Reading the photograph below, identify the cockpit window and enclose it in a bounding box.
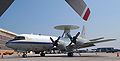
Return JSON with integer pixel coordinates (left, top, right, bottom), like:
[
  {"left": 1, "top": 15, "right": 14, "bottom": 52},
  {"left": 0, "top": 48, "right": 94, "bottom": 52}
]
[
  {"left": 9, "top": 36, "right": 25, "bottom": 41},
  {"left": 14, "top": 36, "right": 25, "bottom": 40}
]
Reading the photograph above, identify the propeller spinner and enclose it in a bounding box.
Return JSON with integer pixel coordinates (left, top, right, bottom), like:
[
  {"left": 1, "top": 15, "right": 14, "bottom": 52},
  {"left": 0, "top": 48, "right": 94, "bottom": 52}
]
[
  {"left": 67, "top": 32, "right": 80, "bottom": 46},
  {"left": 50, "top": 36, "right": 61, "bottom": 47}
]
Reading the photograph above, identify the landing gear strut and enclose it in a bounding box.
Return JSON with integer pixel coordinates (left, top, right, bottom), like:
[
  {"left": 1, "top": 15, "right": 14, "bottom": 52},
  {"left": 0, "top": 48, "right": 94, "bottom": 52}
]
[
  {"left": 22, "top": 52, "right": 27, "bottom": 58},
  {"left": 68, "top": 52, "right": 73, "bottom": 57},
  {"left": 40, "top": 52, "right": 45, "bottom": 56}
]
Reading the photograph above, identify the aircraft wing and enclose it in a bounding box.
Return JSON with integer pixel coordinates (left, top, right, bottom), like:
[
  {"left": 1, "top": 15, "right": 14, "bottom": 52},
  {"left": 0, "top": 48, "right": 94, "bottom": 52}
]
[
  {"left": 79, "top": 39, "right": 116, "bottom": 48},
  {"left": 0, "top": 0, "right": 15, "bottom": 17},
  {"left": 68, "top": 39, "right": 116, "bottom": 49},
  {"left": 65, "top": 0, "right": 90, "bottom": 21},
  {"left": 89, "top": 37, "right": 104, "bottom": 41},
  {"left": 68, "top": 44, "right": 95, "bottom": 49}
]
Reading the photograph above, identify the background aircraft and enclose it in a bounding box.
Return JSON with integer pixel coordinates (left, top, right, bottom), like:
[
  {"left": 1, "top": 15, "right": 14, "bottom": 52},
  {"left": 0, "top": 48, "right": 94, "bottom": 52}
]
[
  {"left": 6, "top": 25, "right": 116, "bottom": 58},
  {"left": 0, "top": 0, "right": 90, "bottom": 21}
]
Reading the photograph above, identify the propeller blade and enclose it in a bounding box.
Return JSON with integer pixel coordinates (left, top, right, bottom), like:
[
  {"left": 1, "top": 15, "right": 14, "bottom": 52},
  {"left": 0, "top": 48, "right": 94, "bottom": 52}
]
[
  {"left": 75, "top": 32, "right": 80, "bottom": 38},
  {"left": 72, "top": 32, "right": 80, "bottom": 44},
  {"left": 67, "top": 32, "right": 80, "bottom": 46},
  {"left": 50, "top": 37, "right": 54, "bottom": 43},
  {"left": 54, "top": 36, "right": 61, "bottom": 46},
  {"left": 68, "top": 42, "right": 73, "bottom": 46},
  {"left": 56, "top": 36, "right": 61, "bottom": 42}
]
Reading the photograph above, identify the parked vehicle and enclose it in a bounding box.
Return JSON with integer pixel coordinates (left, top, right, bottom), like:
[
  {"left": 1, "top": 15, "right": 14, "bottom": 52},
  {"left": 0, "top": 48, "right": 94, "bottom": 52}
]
[
  {"left": 3, "top": 51, "right": 14, "bottom": 55},
  {"left": 95, "top": 47, "right": 115, "bottom": 53}
]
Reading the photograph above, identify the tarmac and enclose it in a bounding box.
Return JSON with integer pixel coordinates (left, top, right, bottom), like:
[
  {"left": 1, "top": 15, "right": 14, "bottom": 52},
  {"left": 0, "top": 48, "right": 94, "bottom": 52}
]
[{"left": 0, "top": 53, "right": 120, "bottom": 61}]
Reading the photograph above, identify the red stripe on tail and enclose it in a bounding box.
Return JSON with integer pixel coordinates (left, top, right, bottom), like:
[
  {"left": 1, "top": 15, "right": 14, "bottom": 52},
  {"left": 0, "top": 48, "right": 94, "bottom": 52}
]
[{"left": 83, "top": 8, "right": 90, "bottom": 21}]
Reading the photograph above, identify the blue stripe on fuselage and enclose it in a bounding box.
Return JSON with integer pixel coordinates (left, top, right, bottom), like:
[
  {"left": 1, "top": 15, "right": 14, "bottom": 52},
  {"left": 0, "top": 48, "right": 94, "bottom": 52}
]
[{"left": 6, "top": 42, "right": 53, "bottom": 44}]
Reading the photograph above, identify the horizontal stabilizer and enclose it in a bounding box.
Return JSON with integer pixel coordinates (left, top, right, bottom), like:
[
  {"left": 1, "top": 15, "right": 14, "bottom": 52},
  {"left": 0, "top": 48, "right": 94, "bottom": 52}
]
[
  {"left": 0, "top": 0, "right": 15, "bottom": 17},
  {"left": 89, "top": 37, "right": 104, "bottom": 41},
  {"left": 65, "top": 0, "right": 90, "bottom": 21}
]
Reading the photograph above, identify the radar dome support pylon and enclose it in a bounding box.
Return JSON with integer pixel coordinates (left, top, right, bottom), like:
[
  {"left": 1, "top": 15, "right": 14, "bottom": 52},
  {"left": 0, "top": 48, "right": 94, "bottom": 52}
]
[{"left": 54, "top": 25, "right": 79, "bottom": 38}]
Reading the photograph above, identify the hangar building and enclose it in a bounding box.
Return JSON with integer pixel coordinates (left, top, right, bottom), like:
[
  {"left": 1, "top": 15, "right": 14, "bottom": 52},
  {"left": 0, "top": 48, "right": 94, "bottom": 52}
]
[{"left": 0, "top": 28, "right": 17, "bottom": 50}]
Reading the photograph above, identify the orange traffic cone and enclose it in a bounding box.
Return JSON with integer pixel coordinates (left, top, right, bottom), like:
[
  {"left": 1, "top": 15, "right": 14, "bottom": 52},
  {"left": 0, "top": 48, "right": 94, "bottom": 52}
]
[
  {"left": 117, "top": 52, "right": 119, "bottom": 57},
  {"left": 1, "top": 54, "right": 3, "bottom": 59},
  {"left": 96, "top": 52, "right": 97, "bottom": 55}
]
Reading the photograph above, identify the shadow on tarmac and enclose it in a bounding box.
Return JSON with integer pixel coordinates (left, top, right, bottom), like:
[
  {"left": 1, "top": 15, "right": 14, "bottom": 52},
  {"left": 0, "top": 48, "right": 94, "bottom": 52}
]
[
  {"left": 1, "top": 54, "right": 106, "bottom": 59},
  {"left": 27, "top": 55, "right": 106, "bottom": 58}
]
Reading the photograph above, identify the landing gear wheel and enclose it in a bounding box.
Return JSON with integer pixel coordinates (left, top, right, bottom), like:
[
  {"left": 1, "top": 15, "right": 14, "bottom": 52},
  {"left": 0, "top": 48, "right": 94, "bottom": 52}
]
[
  {"left": 68, "top": 52, "right": 73, "bottom": 57},
  {"left": 40, "top": 53, "right": 45, "bottom": 56},
  {"left": 22, "top": 54, "right": 27, "bottom": 58}
]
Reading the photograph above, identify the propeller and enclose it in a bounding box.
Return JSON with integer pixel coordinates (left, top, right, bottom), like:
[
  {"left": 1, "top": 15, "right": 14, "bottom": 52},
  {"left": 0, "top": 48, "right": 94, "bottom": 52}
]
[
  {"left": 50, "top": 36, "right": 61, "bottom": 47},
  {"left": 66, "top": 32, "right": 80, "bottom": 46}
]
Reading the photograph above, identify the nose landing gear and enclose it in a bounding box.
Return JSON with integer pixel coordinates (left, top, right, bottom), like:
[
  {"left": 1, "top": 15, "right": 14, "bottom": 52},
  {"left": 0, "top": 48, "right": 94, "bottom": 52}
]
[
  {"left": 40, "top": 52, "right": 45, "bottom": 56},
  {"left": 22, "top": 52, "right": 27, "bottom": 58}
]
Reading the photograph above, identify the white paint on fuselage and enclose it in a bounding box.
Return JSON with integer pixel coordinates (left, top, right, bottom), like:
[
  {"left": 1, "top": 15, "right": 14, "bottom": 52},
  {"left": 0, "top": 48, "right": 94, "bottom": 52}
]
[
  {"left": 6, "top": 34, "right": 89, "bottom": 52},
  {"left": 6, "top": 34, "right": 69, "bottom": 52}
]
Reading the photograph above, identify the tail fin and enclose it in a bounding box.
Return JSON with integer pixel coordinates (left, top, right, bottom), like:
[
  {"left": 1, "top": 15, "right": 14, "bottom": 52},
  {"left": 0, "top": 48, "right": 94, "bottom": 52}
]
[{"left": 80, "top": 25, "right": 87, "bottom": 39}]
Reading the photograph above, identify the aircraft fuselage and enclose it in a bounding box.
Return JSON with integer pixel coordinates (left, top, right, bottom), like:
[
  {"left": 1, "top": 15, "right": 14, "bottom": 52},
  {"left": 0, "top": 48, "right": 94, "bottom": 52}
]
[{"left": 6, "top": 34, "right": 69, "bottom": 52}]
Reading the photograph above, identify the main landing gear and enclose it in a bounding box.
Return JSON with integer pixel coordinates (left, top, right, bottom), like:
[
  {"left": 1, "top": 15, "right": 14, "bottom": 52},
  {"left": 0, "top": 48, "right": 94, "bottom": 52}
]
[
  {"left": 40, "top": 52, "right": 45, "bottom": 56},
  {"left": 22, "top": 52, "right": 46, "bottom": 58},
  {"left": 67, "top": 52, "right": 73, "bottom": 57}
]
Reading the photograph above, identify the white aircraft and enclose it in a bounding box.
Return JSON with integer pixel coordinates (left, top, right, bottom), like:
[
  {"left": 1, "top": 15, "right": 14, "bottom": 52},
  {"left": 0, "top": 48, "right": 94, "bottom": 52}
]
[
  {"left": 6, "top": 25, "right": 116, "bottom": 58},
  {"left": 0, "top": 0, "right": 90, "bottom": 21}
]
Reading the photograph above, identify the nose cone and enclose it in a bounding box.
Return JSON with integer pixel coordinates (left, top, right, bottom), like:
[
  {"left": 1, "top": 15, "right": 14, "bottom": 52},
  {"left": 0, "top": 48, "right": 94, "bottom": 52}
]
[
  {"left": 5, "top": 41, "right": 10, "bottom": 47},
  {"left": 5, "top": 41, "right": 13, "bottom": 48},
  {"left": 5, "top": 39, "right": 14, "bottom": 47}
]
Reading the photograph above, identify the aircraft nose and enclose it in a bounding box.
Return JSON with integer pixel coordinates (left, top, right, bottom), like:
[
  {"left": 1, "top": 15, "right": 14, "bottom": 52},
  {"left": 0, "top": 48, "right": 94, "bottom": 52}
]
[
  {"left": 5, "top": 41, "right": 18, "bottom": 50},
  {"left": 5, "top": 41, "right": 9, "bottom": 47},
  {"left": 5, "top": 41, "right": 12, "bottom": 48}
]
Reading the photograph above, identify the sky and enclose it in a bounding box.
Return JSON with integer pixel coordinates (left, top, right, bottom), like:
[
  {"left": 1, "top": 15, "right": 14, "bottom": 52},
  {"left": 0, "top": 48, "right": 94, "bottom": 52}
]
[{"left": 0, "top": 0, "right": 120, "bottom": 49}]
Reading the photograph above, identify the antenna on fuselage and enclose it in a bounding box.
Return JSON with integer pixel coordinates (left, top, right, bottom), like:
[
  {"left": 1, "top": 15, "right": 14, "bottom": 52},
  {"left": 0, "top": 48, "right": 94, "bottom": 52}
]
[{"left": 54, "top": 25, "right": 79, "bottom": 38}]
